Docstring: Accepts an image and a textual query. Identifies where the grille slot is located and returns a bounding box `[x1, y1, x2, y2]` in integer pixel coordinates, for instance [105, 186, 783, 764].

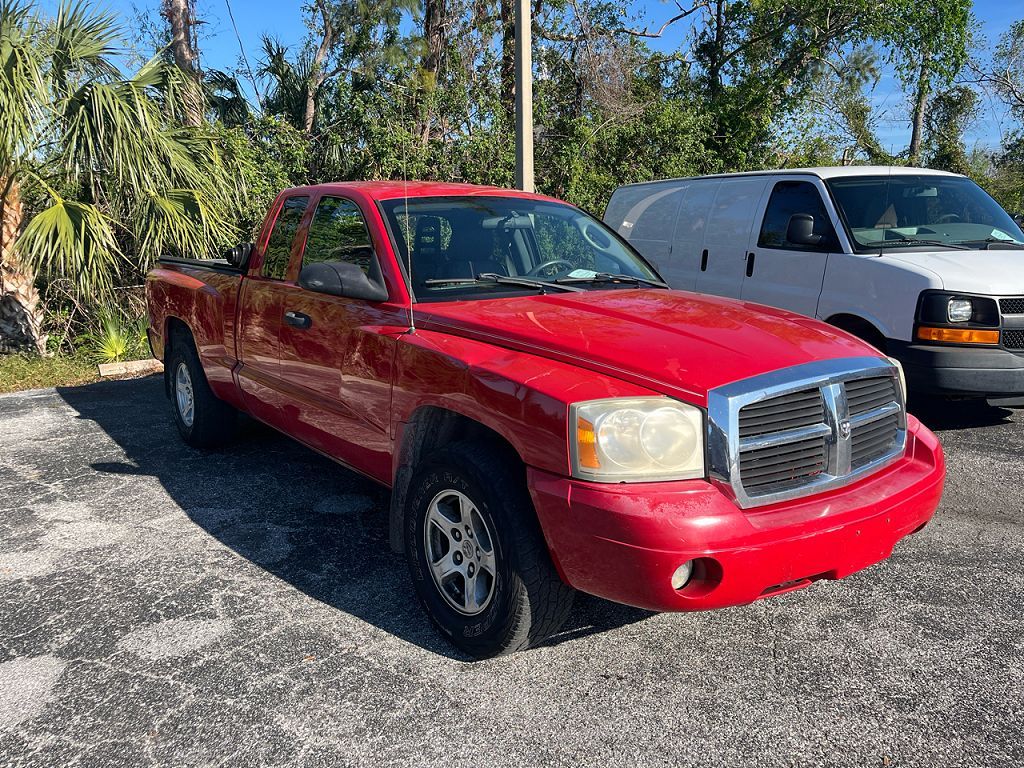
[1000, 297, 1024, 315]
[851, 413, 900, 469]
[740, 436, 827, 492]
[846, 377, 898, 415]
[1004, 330, 1024, 350]
[738, 388, 823, 438]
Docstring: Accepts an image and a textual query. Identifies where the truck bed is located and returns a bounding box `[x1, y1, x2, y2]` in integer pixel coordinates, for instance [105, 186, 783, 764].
[157, 255, 243, 274]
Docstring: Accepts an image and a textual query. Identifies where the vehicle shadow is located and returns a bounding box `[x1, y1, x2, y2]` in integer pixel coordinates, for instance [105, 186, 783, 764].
[56, 376, 652, 660]
[908, 396, 1018, 433]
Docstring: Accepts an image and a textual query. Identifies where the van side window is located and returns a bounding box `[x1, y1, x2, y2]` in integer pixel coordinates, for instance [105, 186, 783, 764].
[262, 196, 309, 280]
[303, 196, 374, 274]
[758, 182, 835, 251]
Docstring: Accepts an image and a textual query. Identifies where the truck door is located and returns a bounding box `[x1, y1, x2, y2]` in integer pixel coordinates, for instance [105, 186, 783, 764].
[740, 179, 838, 317]
[694, 177, 770, 299]
[236, 194, 310, 421]
[276, 195, 404, 483]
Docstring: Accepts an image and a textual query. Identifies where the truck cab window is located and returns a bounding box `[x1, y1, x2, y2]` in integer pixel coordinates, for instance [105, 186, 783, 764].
[261, 196, 309, 280]
[758, 181, 834, 251]
[303, 197, 374, 273]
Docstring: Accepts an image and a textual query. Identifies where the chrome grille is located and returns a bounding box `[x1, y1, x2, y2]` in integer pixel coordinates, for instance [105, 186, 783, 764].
[708, 358, 908, 509]
[1003, 330, 1024, 349]
[999, 297, 1024, 315]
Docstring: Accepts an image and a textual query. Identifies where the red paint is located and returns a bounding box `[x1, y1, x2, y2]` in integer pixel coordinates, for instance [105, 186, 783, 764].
[146, 182, 946, 613]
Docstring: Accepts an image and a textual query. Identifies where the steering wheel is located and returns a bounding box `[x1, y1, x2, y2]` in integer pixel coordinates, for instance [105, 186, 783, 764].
[935, 213, 961, 223]
[527, 259, 574, 277]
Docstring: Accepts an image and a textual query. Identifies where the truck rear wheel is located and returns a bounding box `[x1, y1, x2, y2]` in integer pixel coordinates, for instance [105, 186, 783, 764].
[404, 441, 574, 658]
[168, 331, 236, 448]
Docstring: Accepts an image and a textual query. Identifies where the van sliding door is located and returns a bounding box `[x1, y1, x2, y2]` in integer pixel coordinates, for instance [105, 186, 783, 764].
[694, 178, 770, 300]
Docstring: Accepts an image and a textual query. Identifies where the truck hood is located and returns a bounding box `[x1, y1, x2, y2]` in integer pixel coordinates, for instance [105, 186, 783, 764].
[416, 289, 877, 405]
[882, 250, 1024, 294]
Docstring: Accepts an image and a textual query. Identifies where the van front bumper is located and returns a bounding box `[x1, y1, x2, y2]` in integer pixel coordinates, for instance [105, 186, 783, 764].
[528, 415, 944, 612]
[889, 340, 1024, 397]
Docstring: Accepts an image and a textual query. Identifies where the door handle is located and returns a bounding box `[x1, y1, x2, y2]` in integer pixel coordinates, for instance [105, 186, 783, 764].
[745, 252, 755, 277]
[284, 310, 312, 329]
[700, 249, 709, 272]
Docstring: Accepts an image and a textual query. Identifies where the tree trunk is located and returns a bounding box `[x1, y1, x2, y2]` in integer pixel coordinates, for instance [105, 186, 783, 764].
[420, 0, 448, 144]
[161, 0, 203, 126]
[0, 182, 47, 355]
[304, 0, 335, 136]
[908, 53, 931, 165]
[500, 0, 515, 125]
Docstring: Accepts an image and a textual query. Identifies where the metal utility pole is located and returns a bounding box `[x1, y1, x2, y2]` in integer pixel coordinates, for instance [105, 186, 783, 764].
[514, 0, 534, 192]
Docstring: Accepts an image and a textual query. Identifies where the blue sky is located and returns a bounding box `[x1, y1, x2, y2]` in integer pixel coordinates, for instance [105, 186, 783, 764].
[42, 0, 1021, 151]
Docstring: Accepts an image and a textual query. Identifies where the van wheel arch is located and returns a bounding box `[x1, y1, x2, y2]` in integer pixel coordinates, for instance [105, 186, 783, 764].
[389, 407, 531, 554]
[826, 314, 888, 354]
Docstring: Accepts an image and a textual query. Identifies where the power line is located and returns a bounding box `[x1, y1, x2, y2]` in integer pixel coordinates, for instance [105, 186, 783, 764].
[223, 0, 264, 109]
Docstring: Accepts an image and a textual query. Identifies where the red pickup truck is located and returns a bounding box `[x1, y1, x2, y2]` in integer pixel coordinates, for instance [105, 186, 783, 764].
[146, 181, 945, 658]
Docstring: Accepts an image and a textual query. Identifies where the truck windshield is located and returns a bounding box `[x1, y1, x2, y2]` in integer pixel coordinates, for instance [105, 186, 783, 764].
[826, 175, 1024, 251]
[379, 196, 662, 301]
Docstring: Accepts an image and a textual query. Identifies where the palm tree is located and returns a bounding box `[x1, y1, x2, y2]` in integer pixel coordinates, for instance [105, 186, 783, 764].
[0, 0, 243, 354]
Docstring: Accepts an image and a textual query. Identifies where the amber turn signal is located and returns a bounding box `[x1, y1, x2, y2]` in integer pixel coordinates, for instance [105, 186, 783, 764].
[576, 416, 601, 469]
[917, 326, 1000, 345]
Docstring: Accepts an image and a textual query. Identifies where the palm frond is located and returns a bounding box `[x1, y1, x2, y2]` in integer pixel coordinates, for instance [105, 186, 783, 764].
[49, 0, 121, 92]
[16, 196, 122, 297]
[0, 0, 46, 167]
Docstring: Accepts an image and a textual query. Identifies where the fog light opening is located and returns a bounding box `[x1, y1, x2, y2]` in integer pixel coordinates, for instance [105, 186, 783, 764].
[671, 561, 694, 591]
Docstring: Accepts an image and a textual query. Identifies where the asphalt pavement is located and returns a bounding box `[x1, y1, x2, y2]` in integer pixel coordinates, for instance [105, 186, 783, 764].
[0, 376, 1021, 767]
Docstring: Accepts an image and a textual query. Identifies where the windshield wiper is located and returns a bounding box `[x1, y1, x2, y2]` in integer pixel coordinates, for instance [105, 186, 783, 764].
[423, 273, 583, 293]
[979, 238, 1024, 249]
[555, 272, 669, 288]
[880, 236, 971, 251]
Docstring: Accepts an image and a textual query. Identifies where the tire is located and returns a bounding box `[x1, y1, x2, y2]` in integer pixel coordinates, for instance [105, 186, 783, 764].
[167, 330, 236, 448]
[404, 441, 574, 658]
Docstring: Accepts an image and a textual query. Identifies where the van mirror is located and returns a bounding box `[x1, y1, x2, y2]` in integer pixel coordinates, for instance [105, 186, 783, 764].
[786, 214, 824, 247]
[299, 260, 388, 302]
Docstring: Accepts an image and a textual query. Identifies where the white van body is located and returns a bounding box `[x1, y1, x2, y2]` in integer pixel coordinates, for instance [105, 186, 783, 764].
[605, 167, 1024, 399]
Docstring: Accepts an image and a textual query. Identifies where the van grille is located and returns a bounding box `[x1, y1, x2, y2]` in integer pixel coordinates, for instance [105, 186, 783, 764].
[999, 298, 1024, 315]
[1003, 330, 1024, 350]
[714, 361, 908, 508]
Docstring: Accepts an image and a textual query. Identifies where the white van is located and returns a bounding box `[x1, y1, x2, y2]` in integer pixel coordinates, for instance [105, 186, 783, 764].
[605, 167, 1024, 402]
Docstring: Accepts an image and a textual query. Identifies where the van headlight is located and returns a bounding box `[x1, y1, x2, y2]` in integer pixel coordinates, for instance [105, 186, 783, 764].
[947, 298, 974, 323]
[570, 398, 705, 482]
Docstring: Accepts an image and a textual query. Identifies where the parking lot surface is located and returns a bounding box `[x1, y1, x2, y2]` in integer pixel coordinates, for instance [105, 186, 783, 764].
[1, 376, 1022, 767]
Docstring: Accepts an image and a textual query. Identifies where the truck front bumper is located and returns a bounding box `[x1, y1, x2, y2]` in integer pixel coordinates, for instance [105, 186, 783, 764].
[889, 340, 1024, 398]
[528, 415, 944, 612]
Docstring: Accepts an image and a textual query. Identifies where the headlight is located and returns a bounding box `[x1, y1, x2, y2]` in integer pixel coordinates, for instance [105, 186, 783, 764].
[570, 398, 705, 482]
[947, 298, 973, 323]
[886, 357, 908, 403]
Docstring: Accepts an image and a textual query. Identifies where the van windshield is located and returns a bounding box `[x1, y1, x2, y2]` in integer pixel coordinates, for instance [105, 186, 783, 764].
[379, 196, 662, 302]
[826, 175, 1024, 251]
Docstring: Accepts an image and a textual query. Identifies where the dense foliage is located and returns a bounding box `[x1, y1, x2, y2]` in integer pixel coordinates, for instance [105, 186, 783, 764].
[1, 0, 1023, 359]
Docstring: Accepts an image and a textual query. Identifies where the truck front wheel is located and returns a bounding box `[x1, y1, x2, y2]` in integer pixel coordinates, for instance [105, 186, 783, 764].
[167, 331, 236, 448]
[404, 442, 574, 658]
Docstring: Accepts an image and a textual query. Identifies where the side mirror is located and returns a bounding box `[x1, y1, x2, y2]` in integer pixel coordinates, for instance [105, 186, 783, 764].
[224, 243, 253, 268]
[299, 260, 388, 302]
[786, 214, 824, 247]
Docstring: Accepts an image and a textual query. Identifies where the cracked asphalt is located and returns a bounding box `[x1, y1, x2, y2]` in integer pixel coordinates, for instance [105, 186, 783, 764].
[1, 376, 1022, 767]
